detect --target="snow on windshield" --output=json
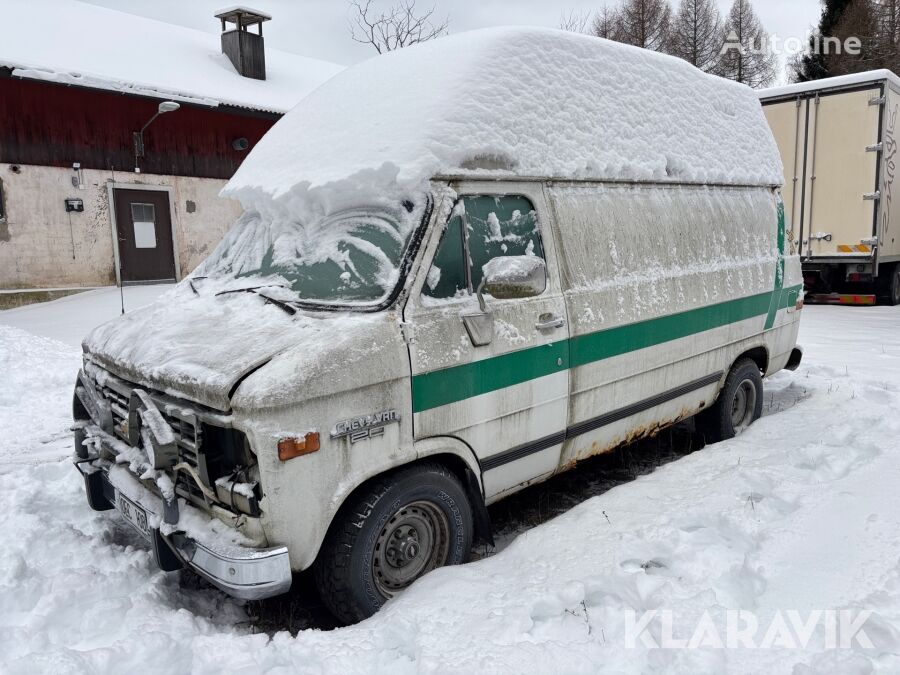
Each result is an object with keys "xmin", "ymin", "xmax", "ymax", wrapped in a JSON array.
[{"xmin": 193, "ymin": 200, "xmax": 425, "ymax": 306}]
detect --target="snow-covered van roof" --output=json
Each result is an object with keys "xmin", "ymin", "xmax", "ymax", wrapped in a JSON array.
[
  {"xmin": 223, "ymin": 26, "xmax": 783, "ymax": 214},
  {"xmin": 0, "ymin": 0, "xmax": 343, "ymax": 114},
  {"xmin": 760, "ymin": 69, "xmax": 900, "ymax": 101}
]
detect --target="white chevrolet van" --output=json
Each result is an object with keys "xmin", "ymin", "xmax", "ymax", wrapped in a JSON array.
[{"xmin": 73, "ymin": 27, "xmax": 803, "ymax": 624}]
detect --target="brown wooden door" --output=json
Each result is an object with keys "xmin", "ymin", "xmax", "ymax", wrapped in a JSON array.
[{"xmin": 113, "ymin": 188, "xmax": 177, "ymax": 283}]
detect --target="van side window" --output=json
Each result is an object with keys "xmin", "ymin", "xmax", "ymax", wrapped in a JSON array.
[
  {"xmin": 464, "ymin": 195, "xmax": 545, "ymax": 290},
  {"xmin": 422, "ymin": 210, "xmax": 468, "ymax": 299},
  {"xmin": 423, "ymin": 195, "xmax": 546, "ymax": 299}
]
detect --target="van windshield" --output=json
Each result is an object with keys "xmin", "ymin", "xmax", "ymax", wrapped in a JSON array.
[{"xmin": 196, "ymin": 201, "xmax": 425, "ymax": 308}]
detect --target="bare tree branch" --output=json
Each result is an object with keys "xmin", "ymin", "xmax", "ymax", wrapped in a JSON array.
[
  {"xmin": 348, "ymin": 0, "xmax": 449, "ymax": 54},
  {"xmin": 666, "ymin": 0, "xmax": 723, "ymax": 72},
  {"xmin": 559, "ymin": 9, "xmax": 591, "ymax": 33},
  {"xmin": 592, "ymin": 6, "xmax": 621, "ymax": 40},
  {"xmin": 617, "ymin": 0, "xmax": 672, "ymax": 51},
  {"xmin": 718, "ymin": 0, "xmax": 777, "ymax": 88}
]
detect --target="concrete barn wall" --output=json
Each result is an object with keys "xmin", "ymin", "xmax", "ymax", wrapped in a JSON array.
[{"xmin": 0, "ymin": 163, "xmax": 243, "ymax": 288}]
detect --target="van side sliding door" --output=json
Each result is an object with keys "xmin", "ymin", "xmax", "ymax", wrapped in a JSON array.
[{"xmin": 404, "ymin": 182, "xmax": 570, "ymax": 501}]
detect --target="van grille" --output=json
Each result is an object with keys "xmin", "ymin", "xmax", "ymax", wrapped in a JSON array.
[{"xmin": 98, "ymin": 380, "xmax": 210, "ymax": 509}]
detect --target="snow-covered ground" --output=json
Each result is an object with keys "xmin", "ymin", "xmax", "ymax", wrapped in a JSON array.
[
  {"xmin": 1, "ymin": 285, "xmax": 169, "ymax": 347},
  {"xmin": 2, "ymin": 292, "xmax": 900, "ymax": 674}
]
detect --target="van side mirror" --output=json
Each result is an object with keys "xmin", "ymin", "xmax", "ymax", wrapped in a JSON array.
[
  {"xmin": 463, "ymin": 256, "xmax": 547, "ymax": 348},
  {"xmin": 477, "ymin": 256, "xmax": 547, "ymax": 310}
]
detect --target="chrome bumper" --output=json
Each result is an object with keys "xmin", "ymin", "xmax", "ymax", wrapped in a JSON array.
[{"xmin": 75, "ymin": 459, "xmax": 292, "ymax": 601}]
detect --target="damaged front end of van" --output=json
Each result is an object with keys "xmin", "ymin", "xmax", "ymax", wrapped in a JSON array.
[{"xmin": 71, "ymin": 198, "xmax": 432, "ymax": 601}]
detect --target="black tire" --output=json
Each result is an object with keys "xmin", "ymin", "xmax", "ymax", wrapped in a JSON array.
[
  {"xmin": 886, "ymin": 264, "xmax": 900, "ymax": 307},
  {"xmin": 313, "ymin": 463, "xmax": 473, "ymax": 625},
  {"xmin": 698, "ymin": 358, "xmax": 764, "ymax": 443}
]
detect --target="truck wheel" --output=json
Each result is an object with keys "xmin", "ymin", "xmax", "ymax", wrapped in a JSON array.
[
  {"xmin": 314, "ymin": 463, "xmax": 473, "ymax": 625},
  {"xmin": 698, "ymin": 358, "xmax": 764, "ymax": 443},
  {"xmin": 888, "ymin": 264, "xmax": 900, "ymax": 306}
]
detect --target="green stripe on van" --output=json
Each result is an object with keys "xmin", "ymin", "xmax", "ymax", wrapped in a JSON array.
[
  {"xmin": 412, "ymin": 340, "xmax": 570, "ymax": 412},
  {"xmin": 411, "ymin": 285, "xmax": 802, "ymax": 414},
  {"xmin": 568, "ymin": 291, "xmax": 773, "ymax": 367},
  {"xmin": 764, "ymin": 199, "xmax": 788, "ymax": 330}
]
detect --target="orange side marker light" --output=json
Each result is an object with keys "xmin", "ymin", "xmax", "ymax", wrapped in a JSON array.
[{"xmin": 278, "ymin": 432, "xmax": 320, "ymax": 461}]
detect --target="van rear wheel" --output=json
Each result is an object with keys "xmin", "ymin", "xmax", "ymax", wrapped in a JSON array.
[
  {"xmin": 313, "ymin": 463, "xmax": 473, "ymax": 625},
  {"xmin": 698, "ymin": 358, "xmax": 763, "ymax": 443}
]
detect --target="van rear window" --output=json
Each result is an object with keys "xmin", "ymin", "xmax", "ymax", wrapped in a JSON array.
[{"xmin": 424, "ymin": 195, "xmax": 545, "ymax": 300}]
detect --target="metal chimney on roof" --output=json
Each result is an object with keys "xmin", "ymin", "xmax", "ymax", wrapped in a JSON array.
[{"xmin": 215, "ymin": 6, "xmax": 271, "ymax": 80}]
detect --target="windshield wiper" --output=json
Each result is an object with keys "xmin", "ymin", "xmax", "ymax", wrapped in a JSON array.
[
  {"xmin": 215, "ymin": 285, "xmax": 297, "ymax": 316},
  {"xmin": 188, "ymin": 276, "xmax": 208, "ymax": 295},
  {"xmin": 215, "ymin": 283, "xmax": 283, "ymax": 297}
]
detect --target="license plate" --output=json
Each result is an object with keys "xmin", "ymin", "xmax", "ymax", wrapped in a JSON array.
[{"xmin": 116, "ymin": 491, "xmax": 151, "ymax": 539}]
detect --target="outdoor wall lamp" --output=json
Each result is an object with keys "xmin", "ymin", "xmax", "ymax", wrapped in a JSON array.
[{"xmin": 133, "ymin": 101, "xmax": 181, "ymax": 172}]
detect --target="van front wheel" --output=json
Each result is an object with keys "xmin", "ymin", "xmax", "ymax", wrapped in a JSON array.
[
  {"xmin": 699, "ymin": 358, "xmax": 763, "ymax": 443},
  {"xmin": 314, "ymin": 463, "xmax": 473, "ymax": 625}
]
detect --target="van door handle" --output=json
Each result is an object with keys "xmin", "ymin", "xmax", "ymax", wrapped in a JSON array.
[{"xmin": 535, "ymin": 314, "xmax": 566, "ymax": 330}]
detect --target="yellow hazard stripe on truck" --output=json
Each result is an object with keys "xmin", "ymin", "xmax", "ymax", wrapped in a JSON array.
[
  {"xmin": 836, "ymin": 244, "xmax": 872, "ymax": 253},
  {"xmin": 806, "ymin": 293, "xmax": 876, "ymax": 306}
]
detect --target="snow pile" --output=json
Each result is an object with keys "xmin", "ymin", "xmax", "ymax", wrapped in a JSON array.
[
  {"xmin": 224, "ymin": 26, "xmax": 782, "ymax": 220},
  {"xmin": 0, "ymin": 0, "xmax": 343, "ymax": 113},
  {"xmin": 3, "ymin": 299, "xmax": 900, "ymax": 673},
  {"xmin": 0, "ymin": 324, "xmax": 81, "ymax": 465}
]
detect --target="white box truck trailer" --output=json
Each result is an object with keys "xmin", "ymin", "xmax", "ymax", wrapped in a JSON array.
[{"xmin": 760, "ymin": 70, "xmax": 900, "ymax": 305}]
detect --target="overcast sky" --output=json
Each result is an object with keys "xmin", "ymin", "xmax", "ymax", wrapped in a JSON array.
[{"xmin": 84, "ymin": 0, "xmax": 822, "ymax": 80}]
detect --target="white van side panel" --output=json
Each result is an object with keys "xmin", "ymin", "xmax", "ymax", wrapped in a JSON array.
[{"xmin": 547, "ymin": 183, "xmax": 797, "ymax": 468}]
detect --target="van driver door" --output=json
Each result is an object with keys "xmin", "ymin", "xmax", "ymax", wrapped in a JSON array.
[{"xmin": 403, "ymin": 182, "xmax": 569, "ymax": 500}]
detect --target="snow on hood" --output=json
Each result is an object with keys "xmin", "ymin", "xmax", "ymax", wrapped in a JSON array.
[
  {"xmin": 81, "ymin": 285, "xmax": 376, "ymax": 411},
  {"xmin": 223, "ymin": 26, "xmax": 782, "ymax": 220}
]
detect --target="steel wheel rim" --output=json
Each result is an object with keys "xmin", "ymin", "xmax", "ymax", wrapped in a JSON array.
[
  {"xmin": 373, "ymin": 500, "xmax": 450, "ymax": 598},
  {"xmin": 731, "ymin": 379, "xmax": 757, "ymax": 434}
]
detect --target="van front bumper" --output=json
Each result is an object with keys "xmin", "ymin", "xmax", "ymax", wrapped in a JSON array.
[{"xmin": 74, "ymin": 458, "xmax": 292, "ymax": 601}]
